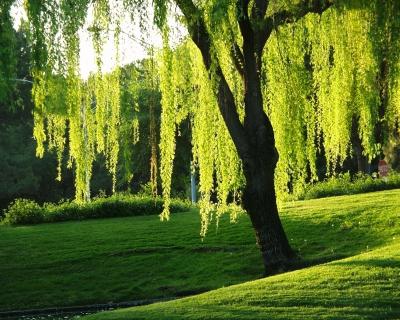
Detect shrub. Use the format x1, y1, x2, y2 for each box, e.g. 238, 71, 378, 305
298, 171, 400, 200
2, 199, 44, 225
2, 195, 193, 226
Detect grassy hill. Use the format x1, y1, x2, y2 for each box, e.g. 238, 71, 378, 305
0, 189, 399, 315
85, 242, 400, 320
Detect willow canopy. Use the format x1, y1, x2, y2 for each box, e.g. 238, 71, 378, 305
4, 0, 400, 273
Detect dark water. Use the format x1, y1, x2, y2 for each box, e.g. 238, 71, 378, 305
11, 310, 103, 320
3, 297, 175, 319
3, 306, 119, 320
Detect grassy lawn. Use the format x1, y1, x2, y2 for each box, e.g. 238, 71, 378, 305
0, 210, 260, 311
85, 242, 400, 320
1, 189, 399, 313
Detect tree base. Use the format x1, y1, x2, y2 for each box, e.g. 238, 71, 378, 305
262, 251, 300, 277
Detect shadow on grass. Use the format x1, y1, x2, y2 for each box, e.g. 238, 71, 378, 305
282, 212, 392, 261
262, 210, 398, 276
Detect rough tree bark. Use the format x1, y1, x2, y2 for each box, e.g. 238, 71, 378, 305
175, 0, 333, 274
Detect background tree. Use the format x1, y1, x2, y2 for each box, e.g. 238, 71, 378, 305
0, 21, 189, 210
0, 0, 17, 102
0, 22, 76, 211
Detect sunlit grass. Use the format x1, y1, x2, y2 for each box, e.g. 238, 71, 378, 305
86, 242, 400, 319
0, 189, 399, 313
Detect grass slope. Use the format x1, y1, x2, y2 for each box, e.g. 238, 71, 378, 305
0, 189, 399, 312
0, 210, 260, 311
85, 242, 400, 320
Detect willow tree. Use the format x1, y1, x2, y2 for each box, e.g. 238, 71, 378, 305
11, 0, 400, 273
158, 0, 337, 271
158, 0, 400, 273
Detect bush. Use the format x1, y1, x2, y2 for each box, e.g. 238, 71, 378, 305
3, 199, 44, 225
298, 171, 400, 200
2, 195, 193, 226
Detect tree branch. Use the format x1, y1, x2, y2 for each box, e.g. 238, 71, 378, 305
174, 0, 210, 66
9, 78, 34, 84
175, 0, 250, 158
269, 0, 334, 29
258, 0, 334, 52
231, 42, 245, 77
236, 0, 251, 41
251, 0, 269, 23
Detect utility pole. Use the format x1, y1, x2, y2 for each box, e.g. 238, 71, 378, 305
190, 166, 197, 204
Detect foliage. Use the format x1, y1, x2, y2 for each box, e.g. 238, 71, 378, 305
0, 124, 40, 204
0, 0, 17, 102
1, 189, 399, 312
297, 171, 400, 200
28, 57, 167, 202
157, 0, 400, 232
159, 41, 243, 236
23, 0, 133, 202
2, 198, 43, 225
2, 195, 192, 226
4, 0, 400, 235
31, 69, 123, 202
0, 30, 189, 210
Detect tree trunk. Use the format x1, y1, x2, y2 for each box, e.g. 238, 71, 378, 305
239, 91, 295, 274
242, 146, 295, 274
238, 17, 294, 274
220, 69, 295, 273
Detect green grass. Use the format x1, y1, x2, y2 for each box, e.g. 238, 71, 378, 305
0, 210, 259, 311
84, 242, 400, 320
0, 189, 399, 315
